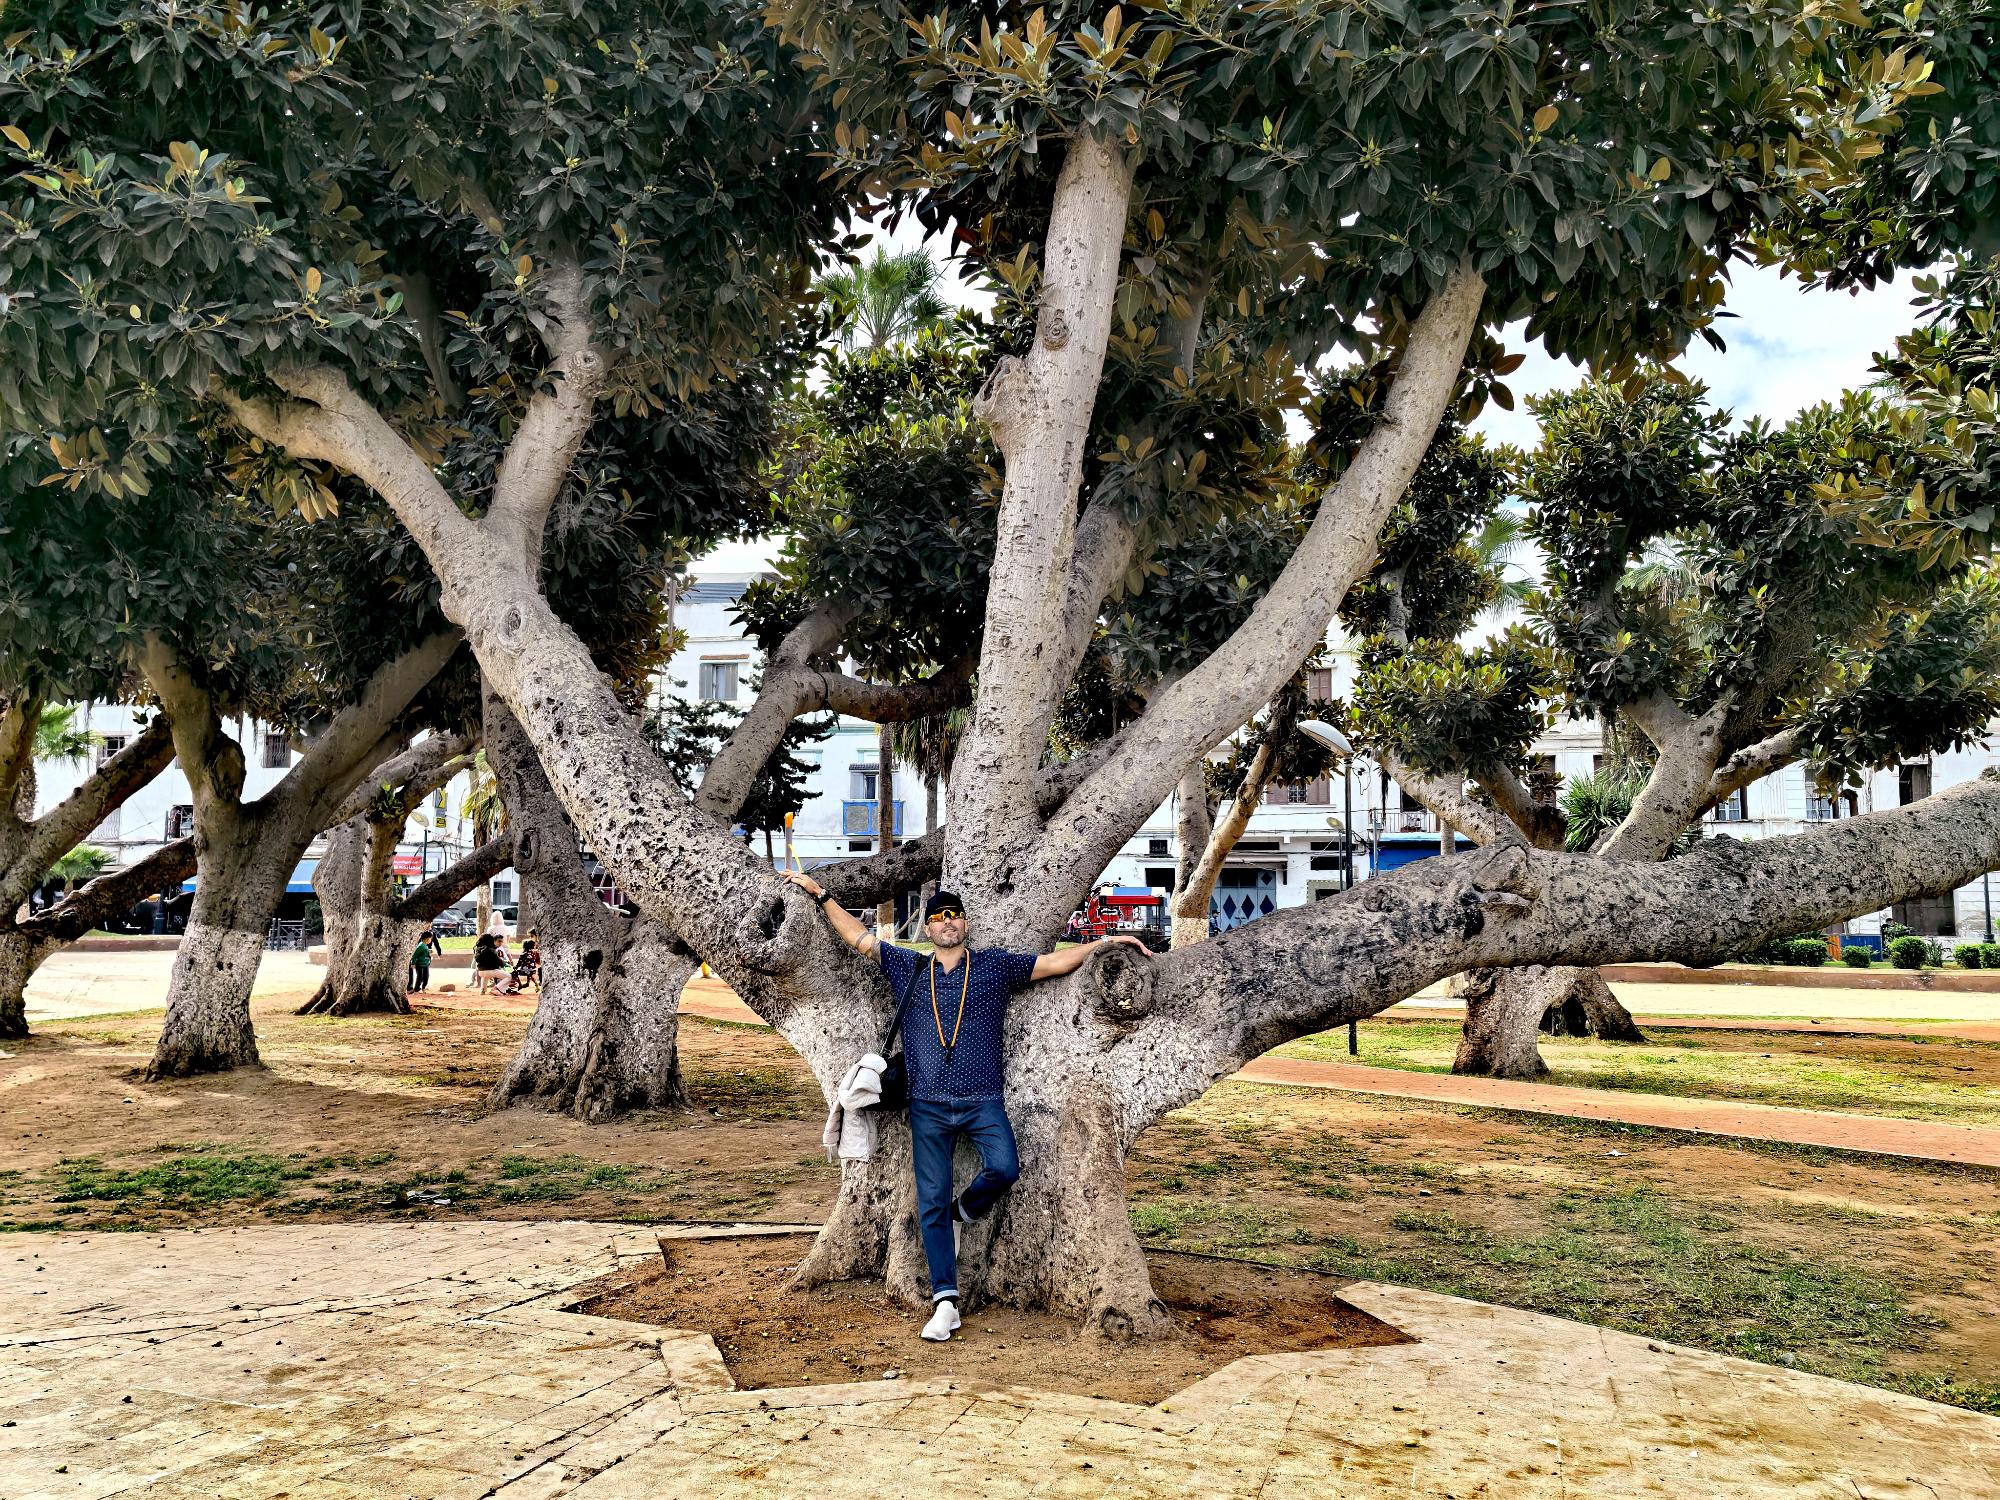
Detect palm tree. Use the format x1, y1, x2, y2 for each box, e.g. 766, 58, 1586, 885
817, 248, 951, 351
49, 843, 111, 894
33, 704, 95, 765
1469, 508, 1535, 621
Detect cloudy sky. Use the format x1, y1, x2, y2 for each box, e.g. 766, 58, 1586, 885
694, 231, 1929, 576
881, 215, 1930, 441
1469, 261, 1928, 448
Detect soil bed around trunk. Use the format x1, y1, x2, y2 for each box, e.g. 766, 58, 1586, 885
569, 1232, 1408, 1403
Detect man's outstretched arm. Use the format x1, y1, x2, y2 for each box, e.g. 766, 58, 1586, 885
780, 869, 880, 958
1031, 933, 1152, 981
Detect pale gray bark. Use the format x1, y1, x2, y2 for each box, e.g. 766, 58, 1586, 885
138, 634, 459, 1077
484, 696, 693, 1119
0, 839, 196, 1038
148, 836, 291, 1077
1169, 764, 1215, 949
0, 928, 53, 1040
0, 714, 177, 916
1011, 267, 1489, 943
299, 736, 477, 1017
948, 134, 1136, 929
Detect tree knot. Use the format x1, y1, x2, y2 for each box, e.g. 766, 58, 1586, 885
972, 356, 1029, 443
1039, 304, 1071, 350
1090, 949, 1156, 1033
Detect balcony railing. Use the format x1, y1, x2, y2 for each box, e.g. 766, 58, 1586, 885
842, 800, 906, 837
1392, 809, 1437, 834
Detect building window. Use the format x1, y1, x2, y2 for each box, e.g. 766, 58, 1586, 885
1266, 778, 1330, 806
1147, 837, 1169, 858
1899, 762, 1932, 806
1143, 865, 1176, 889
698, 660, 741, 702
90, 807, 121, 841
851, 764, 879, 803
1308, 668, 1333, 699
490, 880, 514, 905
1807, 791, 1858, 822
95, 733, 128, 767
1711, 788, 1750, 823
262, 731, 291, 768
165, 805, 195, 840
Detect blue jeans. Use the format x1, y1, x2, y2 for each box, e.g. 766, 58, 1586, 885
909, 1096, 1019, 1303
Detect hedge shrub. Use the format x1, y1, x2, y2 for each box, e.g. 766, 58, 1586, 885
1956, 945, 1985, 969
1840, 946, 1873, 968
1786, 938, 1829, 967
1888, 935, 1932, 970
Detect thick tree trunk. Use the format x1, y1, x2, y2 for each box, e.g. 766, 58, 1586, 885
1543, 966, 1645, 1041
147, 827, 299, 1079
300, 818, 368, 1013
484, 695, 691, 1119
791, 1011, 1170, 1337
300, 913, 423, 1017
0, 927, 55, 1040
1453, 964, 1645, 1076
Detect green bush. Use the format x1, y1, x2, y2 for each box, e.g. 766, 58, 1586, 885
1888, 935, 1932, 970
1882, 922, 1915, 945
1982, 944, 2000, 970
1786, 938, 1828, 968
1840, 945, 1874, 968
1956, 944, 1984, 969
1744, 931, 1826, 965
1924, 939, 1948, 968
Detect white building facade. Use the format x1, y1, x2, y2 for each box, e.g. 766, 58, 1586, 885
30, 546, 1996, 947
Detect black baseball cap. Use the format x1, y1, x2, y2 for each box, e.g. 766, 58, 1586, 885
923, 891, 967, 922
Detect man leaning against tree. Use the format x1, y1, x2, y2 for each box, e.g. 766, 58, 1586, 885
781, 871, 1151, 1341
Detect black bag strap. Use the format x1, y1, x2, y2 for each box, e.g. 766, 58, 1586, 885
878, 947, 927, 1057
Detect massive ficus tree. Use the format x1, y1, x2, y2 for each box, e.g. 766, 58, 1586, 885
8, 0, 1996, 1331
1351, 364, 2000, 1078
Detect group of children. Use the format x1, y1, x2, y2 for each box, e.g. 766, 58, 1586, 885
405, 920, 540, 996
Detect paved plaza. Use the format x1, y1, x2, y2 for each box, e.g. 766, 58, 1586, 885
3, 1220, 1996, 1498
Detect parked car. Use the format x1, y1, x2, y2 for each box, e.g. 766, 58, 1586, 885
430, 911, 474, 937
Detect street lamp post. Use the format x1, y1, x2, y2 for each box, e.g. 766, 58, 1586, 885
1984, 869, 1994, 944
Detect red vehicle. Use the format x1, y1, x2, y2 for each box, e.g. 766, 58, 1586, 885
1070, 886, 1169, 949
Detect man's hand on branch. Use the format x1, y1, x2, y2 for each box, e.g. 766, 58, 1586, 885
780, 870, 826, 899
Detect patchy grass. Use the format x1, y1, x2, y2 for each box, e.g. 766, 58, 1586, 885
1128, 1085, 2000, 1416
1276, 1020, 2000, 1125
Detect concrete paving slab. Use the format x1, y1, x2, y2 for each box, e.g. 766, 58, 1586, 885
2, 1221, 1995, 1498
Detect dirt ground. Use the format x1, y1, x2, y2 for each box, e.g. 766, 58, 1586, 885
3, 986, 1996, 1414
574, 1235, 1406, 1403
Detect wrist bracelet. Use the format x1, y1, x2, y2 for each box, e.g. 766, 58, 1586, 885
817, 890, 837, 906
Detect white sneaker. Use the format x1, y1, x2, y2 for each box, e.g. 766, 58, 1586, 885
921, 1300, 960, 1342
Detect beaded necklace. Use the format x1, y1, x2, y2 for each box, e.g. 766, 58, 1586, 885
929, 952, 971, 1068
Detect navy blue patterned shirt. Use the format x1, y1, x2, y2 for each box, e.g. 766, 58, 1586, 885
878, 943, 1039, 1102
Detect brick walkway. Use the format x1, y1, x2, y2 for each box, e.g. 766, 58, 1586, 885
5, 1221, 1996, 1498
